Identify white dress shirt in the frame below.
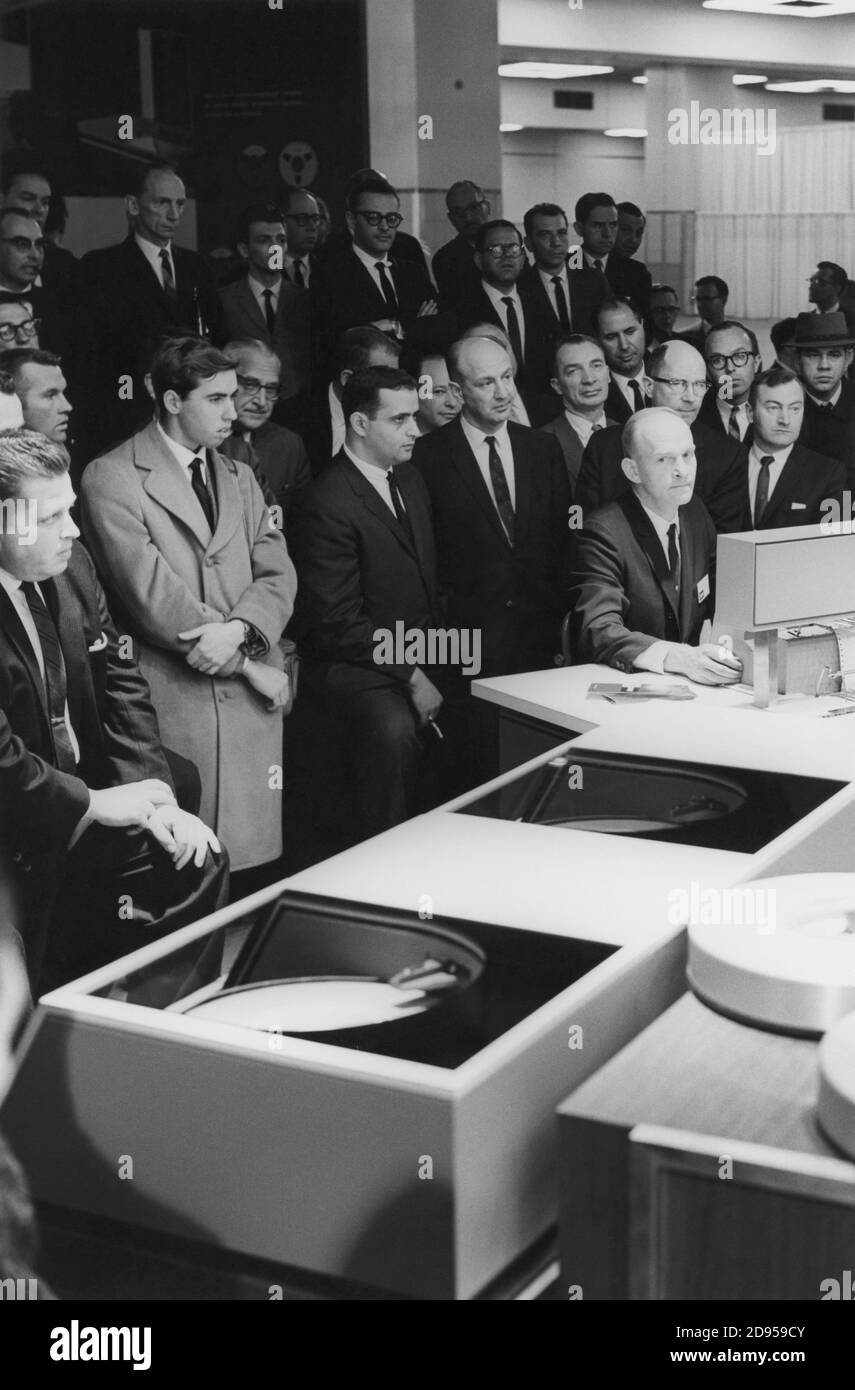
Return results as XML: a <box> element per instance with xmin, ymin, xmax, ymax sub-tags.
<box><xmin>806</xmin><ymin>383</ymin><xmax>842</xmax><ymax>410</ymax></box>
<box><xmin>460</xmin><ymin>415</ymin><xmax>516</xmax><ymax>516</ymax></box>
<box><xmin>247</xmin><ymin>272</ymin><xmax>281</xmax><ymax>318</ymax></box>
<box><xmin>481</xmin><ymin>281</ymin><xmax>526</xmax><ymax>358</ymax></box>
<box><xmin>352</xmin><ymin>241</ymin><xmax>394</xmax><ymax>295</ymax></box>
<box><xmin>748</xmin><ymin>442</ymin><xmax>793</xmax><ymax>523</ymax></box>
<box><xmin>538</xmin><ymin>265</ymin><xmax>571</xmax><ymax>328</ymax></box>
<box><xmin>0</xmin><ymin>566</ymin><xmax>81</xmax><ymax>763</ymax></box>
<box><xmin>564</xmin><ymin>407</ymin><xmax>607</xmax><ymax>449</ymax></box>
<box><xmin>716</xmin><ymin>397</ymin><xmax>751</xmax><ymax>440</ymax></box>
<box><xmin>611</xmin><ymin>370</ymin><xmax>650</xmax><ymax>414</ymax></box>
<box><xmin>135</xmin><ymin>233</ymin><xmax>175</xmax><ymax>291</ymax></box>
<box><xmin>343</xmin><ymin>443</ymin><xmax>397</xmax><ymax>515</ymax></box>
<box><xmin>632</xmin><ymin>505</ymin><xmax>682</xmax><ymax>675</ymax></box>
<box><xmin>157</xmin><ymin>422</ymin><xmax>210</xmax><ymax>489</ymax></box>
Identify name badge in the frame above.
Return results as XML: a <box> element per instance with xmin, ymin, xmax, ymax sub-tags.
<box><xmin>697</xmin><ymin>574</ymin><xmax>710</xmax><ymax>603</ymax></box>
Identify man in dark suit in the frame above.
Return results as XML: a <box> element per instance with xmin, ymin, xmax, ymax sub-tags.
<box><xmin>610</xmin><ymin>202</ymin><xmax>653</xmax><ymax>316</ymax></box>
<box><xmin>573</xmin><ymin>192</ymin><xmax>650</xmax><ymax>316</ymax></box>
<box><xmin>519</xmin><ymin>202</ymin><xmax>604</xmax><ymax>339</ymax></box>
<box><xmin>805</xmin><ymin>261</ymin><xmax>855</xmax><ymax>338</ymax></box>
<box><xmin>432</xmin><ymin>180</ymin><xmax>492</xmax><ymax>308</ymax></box>
<box><xmin>293</xmin><ymin>366</ymin><xmax>445</xmax><ymax>844</ymax></box>
<box><xmin>577</xmin><ymin>339</ymin><xmax>748</xmax><ymax>532</ymax></box>
<box><xmin>645</xmin><ymin>283</ymin><xmax>681</xmax><ymax>353</ymax></box>
<box><xmin>305</xmin><ymin>324</ymin><xmax>401</xmax><ymax>473</ymax></box>
<box><xmin>79</xmin><ymin>162</ymin><xmax>224</xmax><ymax>457</ymax></box>
<box><xmin>791</xmin><ymin>311</ymin><xmax>855</xmax><ymax>489</ymax></box>
<box><xmin>744</xmin><ymin>366</ymin><xmax>846</xmax><ymax>529</ymax></box>
<box><xmin>595</xmin><ymin>297</ymin><xmax>651</xmax><ymax>424</ymax></box>
<box><xmin>570</xmin><ymin>408</ymin><xmax>743</xmax><ymax>684</ymax></box>
<box><xmin>311</xmin><ymin>176</ymin><xmax>439</xmax><ymax>367</ymax></box>
<box><xmin>457</xmin><ymin>219</ymin><xmax>556</xmax><ymax>394</ymax></box>
<box><xmin>280</xmin><ymin>187</ymin><xmax>322</xmax><ymax>290</ymax></box>
<box><xmin>0</xmin><ymin>155</ymin><xmax>80</xmax><ymax>303</ymax></box>
<box><xmin>0</xmin><ymin>428</ymin><xmax>226</xmax><ymax>994</ymax></box>
<box><xmin>678</xmin><ymin>276</ymin><xmax>729</xmax><ymax>352</ymax></box>
<box><xmin>218</xmin><ymin>203</ymin><xmax>312</xmax><ymax>433</ymax></box>
<box><xmin>540</xmin><ymin>333</ymin><xmax>616</xmax><ymax>493</ymax></box>
<box><xmin>698</xmin><ymin>320</ymin><xmax>761</xmax><ymax>446</ymax></box>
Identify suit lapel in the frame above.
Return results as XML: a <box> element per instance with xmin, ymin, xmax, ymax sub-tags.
<box><xmin>0</xmin><ymin>583</ymin><xmax>48</xmax><ymax>724</ymax></box>
<box><xmin>46</xmin><ymin>573</ymin><xmax>91</xmax><ymax>736</ymax></box>
<box><xmin>237</xmin><ymin>277</ymin><xmax>268</xmax><ymax>336</ymax></box>
<box><xmin>677</xmin><ymin>508</ymin><xmax>700</xmax><ymax>638</ymax></box>
<box><xmin>206</xmin><ymin>448</ymin><xmax>244</xmax><ymax>556</ymax></box>
<box><xmin>340</xmin><ymin>455</ymin><xmax>417</xmax><ymax>558</ymax></box>
<box><xmin>508</xmin><ymin>423</ymin><xmax>530</xmax><ymax>541</ymax></box>
<box><xmin>450</xmin><ymin>421</ymin><xmax>513</xmax><ymax>548</ymax></box>
<box><xmin>620</xmin><ymin>492</ymin><xmax>679</xmax><ymax>621</ymax></box>
<box><xmin>136</xmin><ymin>421</ymin><xmax>213</xmax><ymax>547</ymax></box>
<box><xmin>761</xmin><ymin>446</ymin><xmax>804</xmax><ymax>526</ymax></box>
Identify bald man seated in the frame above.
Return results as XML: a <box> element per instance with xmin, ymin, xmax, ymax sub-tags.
<box><xmin>569</xmin><ymin>408</ymin><xmax>743</xmax><ymax>685</ymax></box>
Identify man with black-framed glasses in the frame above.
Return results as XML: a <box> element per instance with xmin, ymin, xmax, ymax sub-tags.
<box><xmin>699</xmin><ymin>320</ymin><xmax>761</xmax><ymax>445</ymax></box>
<box><xmin>457</xmin><ymin>219</ymin><xmax>555</xmax><ymax>394</ymax></box>
<box><xmin>432</xmin><ymin>180</ymin><xmax>492</xmax><ymax>308</ymax></box>
<box><xmin>281</xmin><ymin>189</ymin><xmax>322</xmax><ymax>289</ymax></box>
<box><xmin>0</xmin><ymin>296</ymin><xmax>40</xmax><ymax>350</ymax></box>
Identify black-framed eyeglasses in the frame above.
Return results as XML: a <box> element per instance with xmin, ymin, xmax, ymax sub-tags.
<box><xmin>0</xmin><ymin>317</ymin><xmax>40</xmax><ymax>342</ymax></box>
<box><xmin>285</xmin><ymin>214</ymin><xmax>321</xmax><ymax>228</ymax></box>
<box><xmin>356</xmin><ymin>211</ymin><xmax>403</xmax><ymax>229</ymax></box>
<box><xmin>649</xmin><ymin>376</ymin><xmax>708</xmax><ymax>395</ymax></box>
<box><xmin>0</xmin><ymin>236</ymin><xmax>45</xmax><ymax>253</ymax></box>
<box><xmin>483</xmin><ymin>244</ymin><xmax>525</xmax><ymax>260</ymax></box>
<box><xmin>707</xmin><ymin>349</ymin><xmax>752</xmax><ymax>371</ymax></box>
<box><xmin>236</xmin><ymin>374</ymin><xmax>282</xmax><ymax>401</ymax></box>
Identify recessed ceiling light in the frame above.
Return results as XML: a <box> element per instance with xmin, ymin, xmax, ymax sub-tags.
<box><xmin>500</xmin><ymin>123</ymin><xmax>524</xmax><ymax>132</ymax></box>
<box><xmin>732</xmin><ymin>74</ymin><xmax>768</xmax><ymax>85</ymax></box>
<box><xmin>604</xmin><ymin>128</ymin><xmax>648</xmax><ymax>138</ymax></box>
<box><xmin>632</xmin><ymin>76</ymin><xmax>649</xmax><ymax>85</ymax></box>
<box><xmin>766</xmin><ymin>78</ymin><xmax>855</xmax><ymax>92</ymax></box>
<box><xmin>498</xmin><ymin>62</ymin><xmax>615</xmax><ymax>80</ymax></box>
<box><xmin>704</xmin><ymin>0</ymin><xmax>855</xmax><ymax>16</ymax></box>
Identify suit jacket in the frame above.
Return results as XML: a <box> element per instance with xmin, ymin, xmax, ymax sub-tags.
<box><xmin>0</xmin><ymin>540</ymin><xmax>172</xmax><ymax>972</ymax></box>
<box><xmin>518</xmin><ymin>260</ymin><xmax>605</xmax><ymax>338</ymax></box>
<box><xmin>432</xmin><ymin>234</ymin><xmax>481</xmax><ymax>309</ymax></box>
<box><xmin>604</xmin><ymin>253</ymin><xmax>653</xmax><ymax>315</ymax></box>
<box><xmin>292</xmin><ymin>452</ymin><xmax>443</xmax><ymax>691</ymax></box>
<box><xmin>539</xmin><ymin>412</ymin><xmax>618</xmax><ymax>493</ymax></box>
<box><xmin>221</xmin><ymin>420</ymin><xmax>312</xmax><ymax>538</ymax></box>
<box><xmin>800</xmin><ymin>385</ymin><xmax>855</xmax><ymax>491</ymax></box>
<box><xmin>696</xmin><ymin>387</ymin><xmax>754</xmax><ymax>449</ymax></box>
<box><xmin>218</xmin><ymin>274</ymin><xmax>312</xmax><ymax>400</ymax></box>
<box><xmin>746</xmin><ymin>442</ymin><xmax>846</xmax><ymax>530</ymax></box>
<box><xmin>79</xmin><ymin>235</ymin><xmax>226</xmax><ymax>457</ymax></box>
<box><xmin>576</xmin><ymin>417</ymin><xmax>748</xmax><ymax>533</ymax></box>
<box><xmin>456</xmin><ymin>281</ymin><xmax>558</xmax><ymax>394</ymax></box>
<box><xmin>570</xmin><ymin>491</ymin><xmax>716</xmax><ymax>671</ymax></box>
<box><xmin>413</xmin><ymin>418</ymin><xmax>573</xmax><ymax>677</ymax></box>
<box><xmin>604</xmin><ymin>374</ymin><xmax>648</xmax><ymax>426</ymax></box>
<box><xmin>311</xmin><ymin>244</ymin><xmax>439</xmax><ymax>363</ymax></box>
<box><xmin>80</xmin><ymin>421</ymin><xmax>296</xmax><ymax>869</ymax></box>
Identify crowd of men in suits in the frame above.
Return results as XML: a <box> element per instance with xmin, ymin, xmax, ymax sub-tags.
<box><xmin>2</xmin><ymin>148</ymin><xmax>854</xmax><ymax>996</ymax></box>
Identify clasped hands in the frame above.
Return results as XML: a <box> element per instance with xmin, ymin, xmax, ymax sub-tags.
<box><xmin>178</xmin><ymin>619</ymin><xmax>290</xmax><ymax>709</ymax></box>
<box><xmin>87</xmin><ymin>781</ymin><xmax>220</xmax><ymax>869</ymax></box>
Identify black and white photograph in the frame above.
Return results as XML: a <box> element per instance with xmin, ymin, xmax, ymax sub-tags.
<box><xmin>2</xmin><ymin>0</ymin><xmax>855</xmax><ymax>1348</ymax></box>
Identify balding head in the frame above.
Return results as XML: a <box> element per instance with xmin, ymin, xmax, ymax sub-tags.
<box><xmin>460</xmin><ymin>320</ymin><xmax>517</xmax><ymax>372</ymax></box>
<box><xmin>448</xmin><ymin>335</ymin><xmax>515</xmax><ymax>431</ymax></box>
<box><xmin>621</xmin><ymin>407</ymin><xmax>696</xmax><ymax>520</ymax></box>
<box><xmin>648</xmin><ymin>340</ymin><xmax>709</xmax><ymax>422</ymax></box>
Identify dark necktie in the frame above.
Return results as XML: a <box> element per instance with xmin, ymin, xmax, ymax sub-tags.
<box><xmin>485</xmin><ymin>435</ymin><xmax>515</xmax><ymax>544</ymax></box>
<box><xmin>550</xmin><ymin>275</ymin><xmax>571</xmax><ymax>331</ymax></box>
<box><xmin>629</xmin><ymin>378</ymin><xmax>646</xmax><ymax>413</ymax></box>
<box><xmin>190</xmin><ymin>454</ymin><xmax>216</xmax><ymax>532</ymax></box>
<box><xmin>754</xmin><ymin>455</ymin><xmax>773</xmax><ymax>527</ymax></box>
<box><xmin>386</xmin><ymin>468</ymin><xmax>414</xmax><ymax>545</ymax></box>
<box><xmin>501</xmin><ymin>297</ymin><xmax>523</xmax><ymax>367</ymax></box>
<box><xmin>262</xmin><ymin>288</ymin><xmax>276</xmax><ymax>336</ymax></box>
<box><xmin>20</xmin><ymin>582</ymin><xmax>77</xmax><ymax>774</ymax></box>
<box><xmin>291</xmin><ymin>258</ymin><xmax>305</xmax><ymax>288</ymax></box>
<box><xmin>593</xmin><ymin>257</ymin><xmax>610</xmax><ymax>290</ymax></box>
<box><xmin>160</xmin><ymin>248</ymin><xmax>176</xmax><ymax>298</ymax></box>
<box><xmin>375</xmin><ymin>261</ymin><xmax>399</xmax><ymax>315</ymax></box>
<box><xmin>591</xmin><ymin>421</ymin><xmax>605</xmax><ymax>432</ymax></box>
<box><xmin>728</xmin><ymin>405</ymin><xmax>741</xmax><ymax>439</ymax></box>
<box><xmin>667</xmin><ymin>523</ymin><xmax>680</xmax><ymax>594</ymax></box>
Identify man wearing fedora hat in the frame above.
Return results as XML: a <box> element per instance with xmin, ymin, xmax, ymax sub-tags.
<box><xmin>792</xmin><ymin>311</ymin><xmax>855</xmax><ymax>489</ymax></box>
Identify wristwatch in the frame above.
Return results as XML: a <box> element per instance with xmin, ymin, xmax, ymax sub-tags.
<box><xmin>238</xmin><ymin>620</ymin><xmax>268</xmax><ymax>660</ymax></box>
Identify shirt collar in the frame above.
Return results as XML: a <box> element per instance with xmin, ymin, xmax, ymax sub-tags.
<box><xmin>135</xmin><ymin>233</ymin><xmax>173</xmax><ymax>265</ymax></box>
<box><xmin>460</xmin><ymin>413</ymin><xmax>510</xmax><ymax>451</ymax></box>
<box><xmin>637</xmin><ymin>498</ymin><xmax>679</xmax><ymax>547</ymax></box>
<box><xmin>353</xmin><ymin>241</ymin><xmax>391</xmax><ymax>272</ymax></box>
<box><xmin>750</xmin><ymin>441</ymin><xmax>795</xmax><ymax>467</ymax></box>
<box><xmin>0</xmin><ymin>565</ymin><xmax>23</xmax><ymax>595</ymax></box>
<box><xmin>248</xmin><ymin>269</ymin><xmax>281</xmax><ymax>296</ymax></box>
<box><xmin>564</xmin><ymin>406</ymin><xmax>607</xmax><ymax>434</ymax></box>
<box><xmin>157</xmin><ymin>421</ymin><xmax>204</xmax><ymax>471</ymax></box>
<box><xmin>343</xmin><ymin>441</ymin><xmax>386</xmax><ymax>474</ymax></box>
<box><xmin>807</xmin><ymin>383</ymin><xmax>842</xmax><ymax>409</ymax></box>
<box><xmin>481</xmin><ymin>279</ymin><xmax>520</xmax><ymax>308</ymax></box>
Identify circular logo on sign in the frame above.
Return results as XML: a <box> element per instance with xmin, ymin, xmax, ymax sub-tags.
<box><xmin>278</xmin><ymin>141</ymin><xmax>318</xmax><ymax>188</ymax></box>
<box><xmin>238</xmin><ymin>144</ymin><xmax>274</xmax><ymax>189</ymax></box>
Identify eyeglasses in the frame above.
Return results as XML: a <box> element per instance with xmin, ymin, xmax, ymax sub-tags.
<box><xmin>236</xmin><ymin>374</ymin><xmax>282</xmax><ymax>400</ymax></box>
<box><xmin>691</xmin><ymin>293</ymin><xmax>720</xmax><ymax>303</ymax></box>
<box><xmin>707</xmin><ymin>349</ymin><xmax>752</xmax><ymax>371</ymax></box>
<box><xmin>285</xmin><ymin>214</ymin><xmax>321</xmax><ymax>228</ymax></box>
<box><xmin>0</xmin><ymin>317</ymin><xmax>40</xmax><ymax>342</ymax></box>
<box><xmin>450</xmin><ymin>198</ymin><xmax>490</xmax><ymax>218</ymax></box>
<box><xmin>356</xmin><ymin>211</ymin><xmax>403</xmax><ymax>228</ymax></box>
<box><xmin>0</xmin><ymin>236</ymin><xmax>46</xmax><ymax>253</ymax></box>
<box><xmin>650</xmin><ymin>376</ymin><xmax>708</xmax><ymax>395</ymax></box>
<box><xmin>483</xmin><ymin>244</ymin><xmax>526</xmax><ymax>260</ymax></box>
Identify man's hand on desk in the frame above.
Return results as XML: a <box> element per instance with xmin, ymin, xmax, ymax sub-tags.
<box><xmin>664</xmin><ymin>643</ymin><xmax>744</xmax><ymax>687</ymax></box>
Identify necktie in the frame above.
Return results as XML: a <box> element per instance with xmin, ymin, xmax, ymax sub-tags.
<box><xmin>728</xmin><ymin>405</ymin><xmax>741</xmax><ymax>439</ymax></box>
<box><xmin>292</xmin><ymin>258</ymin><xmax>305</xmax><ymax>288</ymax></box>
<box><xmin>591</xmin><ymin>421</ymin><xmax>604</xmax><ymax>432</ymax></box>
<box><xmin>262</xmin><ymin>288</ymin><xmax>276</xmax><ymax>336</ymax></box>
<box><xmin>159</xmin><ymin>248</ymin><xmax>176</xmax><ymax>298</ymax></box>
<box><xmin>754</xmin><ymin>455</ymin><xmax>773</xmax><ymax>527</ymax></box>
<box><xmin>485</xmin><ymin>435</ymin><xmax>515</xmax><ymax>544</ymax></box>
<box><xmin>20</xmin><ymin>583</ymin><xmax>77</xmax><ymax>774</ymax></box>
<box><xmin>386</xmin><ymin>468</ymin><xmax>414</xmax><ymax>545</ymax></box>
<box><xmin>190</xmin><ymin>454</ymin><xmax>216</xmax><ymax>532</ymax></box>
<box><xmin>501</xmin><ymin>297</ymin><xmax>523</xmax><ymax>367</ymax></box>
<box><xmin>550</xmin><ymin>275</ymin><xmax>571</xmax><ymax>331</ymax></box>
<box><xmin>375</xmin><ymin>261</ymin><xmax>399</xmax><ymax>315</ymax></box>
<box><xmin>629</xmin><ymin>378</ymin><xmax>646</xmax><ymax>413</ymax></box>
<box><xmin>667</xmin><ymin>523</ymin><xmax>680</xmax><ymax>593</ymax></box>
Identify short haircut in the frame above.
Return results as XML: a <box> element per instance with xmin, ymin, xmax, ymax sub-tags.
<box><xmin>0</xmin><ymin>427</ymin><xmax>69</xmax><ymax>500</ymax></box>
<box><xmin>236</xmin><ymin>202</ymin><xmax>285</xmax><ymax>246</ymax></box>
<box><xmin>224</xmin><ymin>338</ymin><xmax>281</xmax><ymax>373</ymax></box>
<box><xmin>475</xmin><ymin>219</ymin><xmax>522</xmax><ymax>253</ymax></box>
<box><xmin>149</xmin><ymin>336</ymin><xmax>237</xmax><ymax>407</ymax></box>
<box><xmin>704</xmin><ymin>319</ymin><xmax>760</xmax><ymax>358</ymax></box>
<box><xmin>769</xmin><ymin>318</ymin><xmax>796</xmax><ymax>352</ymax></box>
<box><xmin>650</xmin><ymin>282</ymin><xmax>678</xmax><ymax>301</ymax></box>
<box><xmin>2</xmin><ymin>347</ymin><xmax>61</xmax><ymax>378</ymax></box>
<box><xmin>817</xmin><ymin>260</ymin><xmax>848</xmax><ymax>294</ymax></box>
<box><xmin>574</xmin><ymin>192</ymin><xmax>616</xmax><ymax>225</ymax></box>
<box><xmin>594</xmin><ymin>295</ymin><xmax>642</xmax><ymax>332</ymax></box>
<box><xmin>552</xmin><ymin>332</ymin><xmax>604</xmax><ymax>371</ymax></box>
<box><xmin>445</xmin><ymin>180</ymin><xmax>483</xmax><ymax>209</ymax></box>
<box><xmin>696</xmin><ymin>275</ymin><xmax>729</xmax><ymax>301</ymax></box>
<box><xmin>0</xmin><ymin>291</ymin><xmax>33</xmax><ymax>309</ymax></box>
<box><xmin>523</xmin><ymin>202</ymin><xmax>568</xmax><ymax>238</ymax></box>
<box><xmin>447</xmin><ymin>334</ymin><xmax>512</xmax><ymax>384</ymax></box>
<box><xmin>0</xmin><ymin>207</ymin><xmax>41</xmax><ymax>234</ymax></box>
<box><xmin>333</xmin><ymin>325</ymin><xmax>400</xmax><ymax>377</ymax></box>
<box><xmin>401</xmin><ymin>344</ymin><xmax>449</xmax><ymax>379</ymax></box>
<box><xmin>341</xmin><ymin>366</ymin><xmax>417</xmax><ymax>421</ymax></box>
<box><xmin>1</xmin><ymin>152</ymin><xmax>52</xmax><ymax>196</ymax></box>
<box><xmin>346</xmin><ymin>177</ymin><xmax>398</xmax><ymax>213</ymax></box>
<box><xmin>617</xmin><ymin>202</ymin><xmax>645</xmax><ymax>220</ymax></box>
<box><xmin>749</xmin><ymin>365</ymin><xmax>802</xmax><ymax>408</ymax></box>
<box><xmin>128</xmin><ymin>161</ymin><xmax>183</xmax><ymax>199</ymax></box>
<box><xmin>646</xmin><ymin>341</ymin><xmax>703</xmax><ymax>378</ymax></box>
